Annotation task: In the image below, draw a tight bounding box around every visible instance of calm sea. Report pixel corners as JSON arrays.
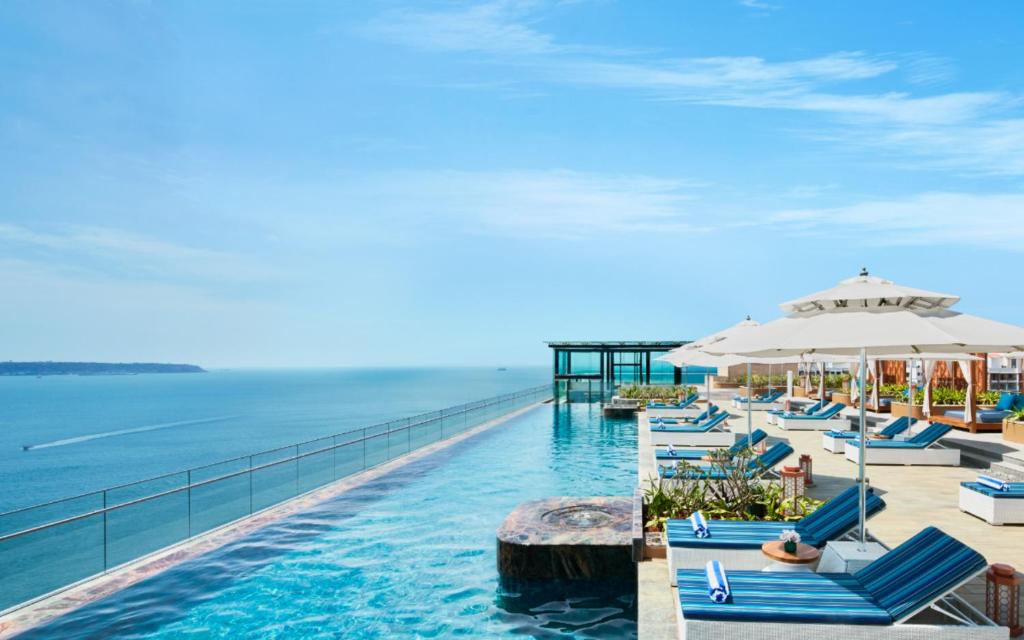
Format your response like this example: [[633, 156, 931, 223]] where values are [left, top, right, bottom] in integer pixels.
[[0, 367, 548, 513]]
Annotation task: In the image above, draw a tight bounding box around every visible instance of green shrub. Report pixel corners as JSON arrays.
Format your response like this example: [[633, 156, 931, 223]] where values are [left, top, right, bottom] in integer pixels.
[[619, 384, 696, 401], [976, 390, 1002, 405]]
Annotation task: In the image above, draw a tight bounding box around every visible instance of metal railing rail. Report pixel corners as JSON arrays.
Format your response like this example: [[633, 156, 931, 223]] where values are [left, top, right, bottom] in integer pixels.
[[0, 384, 552, 615]]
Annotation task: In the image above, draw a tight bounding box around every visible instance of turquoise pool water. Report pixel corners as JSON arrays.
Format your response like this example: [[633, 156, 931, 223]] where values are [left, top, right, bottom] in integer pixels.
[[22, 402, 638, 639]]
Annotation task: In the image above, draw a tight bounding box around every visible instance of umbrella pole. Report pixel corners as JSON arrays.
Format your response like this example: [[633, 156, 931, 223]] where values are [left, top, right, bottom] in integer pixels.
[[746, 362, 752, 446], [858, 347, 868, 549]]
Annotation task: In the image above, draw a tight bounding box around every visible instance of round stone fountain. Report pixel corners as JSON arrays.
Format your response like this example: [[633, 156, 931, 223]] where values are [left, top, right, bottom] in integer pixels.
[[496, 496, 635, 580]]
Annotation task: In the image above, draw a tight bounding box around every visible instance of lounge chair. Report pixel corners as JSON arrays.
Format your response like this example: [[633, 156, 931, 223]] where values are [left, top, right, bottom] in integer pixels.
[[731, 390, 784, 410], [646, 394, 699, 418], [649, 411, 734, 447], [654, 429, 767, 462], [959, 479, 1024, 525], [766, 399, 822, 425], [776, 402, 846, 431], [845, 422, 960, 466], [665, 485, 885, 585], [658, 442, 793, 481], [821, 416, 916, 453], [649, 404, 719, 425], [674, 526, 1000, 639]]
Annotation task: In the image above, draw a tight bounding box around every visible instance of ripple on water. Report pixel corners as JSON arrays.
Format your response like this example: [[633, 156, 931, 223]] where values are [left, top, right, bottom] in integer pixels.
[[22, 404, 638, 639]]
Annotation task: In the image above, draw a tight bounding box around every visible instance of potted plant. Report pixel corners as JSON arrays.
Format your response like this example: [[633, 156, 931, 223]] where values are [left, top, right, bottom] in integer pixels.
[[780, 529, 801, 554], [1005, 408, 1024, 444]]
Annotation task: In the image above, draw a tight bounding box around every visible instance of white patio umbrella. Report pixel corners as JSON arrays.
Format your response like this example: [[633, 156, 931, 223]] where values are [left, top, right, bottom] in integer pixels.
[[660, 318, 856, 447], [704, 270, 1024, 547]]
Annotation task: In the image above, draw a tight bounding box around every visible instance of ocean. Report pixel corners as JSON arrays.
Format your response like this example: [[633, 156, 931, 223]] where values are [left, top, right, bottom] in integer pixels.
[[0, 367, 548, 513]]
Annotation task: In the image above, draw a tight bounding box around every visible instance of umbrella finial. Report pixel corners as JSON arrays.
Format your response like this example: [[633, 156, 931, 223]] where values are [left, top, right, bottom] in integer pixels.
[[859, 267, 869, 277], [745, 314, 751, 321]]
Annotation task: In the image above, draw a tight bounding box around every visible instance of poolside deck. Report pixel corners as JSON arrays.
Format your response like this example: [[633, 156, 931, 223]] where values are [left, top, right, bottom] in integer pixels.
[[635, 394, 1024, 639]]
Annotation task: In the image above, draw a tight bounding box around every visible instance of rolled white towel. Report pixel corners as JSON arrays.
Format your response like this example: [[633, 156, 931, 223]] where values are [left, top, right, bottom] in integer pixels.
[[666, 444, 676, 456], [705, 560, 730, 603], [690, 511, 709, 538], [977, 475, 1009, 492]]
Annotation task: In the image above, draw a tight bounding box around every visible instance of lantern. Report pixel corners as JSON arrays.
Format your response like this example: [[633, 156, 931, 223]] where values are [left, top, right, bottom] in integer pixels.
[[780, 466, 805, 516], [799, 454, 814, 486], [987, 564, 1022, 636]]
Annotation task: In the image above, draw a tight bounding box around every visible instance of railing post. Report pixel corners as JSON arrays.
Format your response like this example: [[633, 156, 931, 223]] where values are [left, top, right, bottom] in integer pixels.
[[362, 429, 367, 470], [332, 435, 337, 480], [248, 455, 254, 515], [187, 470, 192, 537], [102, 489, 108, 572], [294, 445, 300, 496]]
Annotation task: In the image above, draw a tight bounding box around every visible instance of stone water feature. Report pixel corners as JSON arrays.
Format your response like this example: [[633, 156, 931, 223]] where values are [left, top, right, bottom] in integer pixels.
[[496, 496, 637, 580]]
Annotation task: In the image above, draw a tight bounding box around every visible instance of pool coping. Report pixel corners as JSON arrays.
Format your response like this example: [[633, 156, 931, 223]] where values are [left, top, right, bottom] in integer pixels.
[[0, 401, 548, 639]]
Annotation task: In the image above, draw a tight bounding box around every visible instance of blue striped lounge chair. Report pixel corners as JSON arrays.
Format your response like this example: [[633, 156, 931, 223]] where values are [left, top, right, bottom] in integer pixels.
[[649, 411, 734, 447], [674, 527, 1002, 639], [654, 429, 767, 462], [767, 400, 822, 423], [776, 403, 846, 431], [845, 422, 960, 466], [649, 404, 719, 426], [665, 485, 885, 585], [647, 394, 698, 410], [658, 442, 794, 481], [821, 417, 916, 453], [959, 480, 1024, 525], [731, 389, 785, 410]]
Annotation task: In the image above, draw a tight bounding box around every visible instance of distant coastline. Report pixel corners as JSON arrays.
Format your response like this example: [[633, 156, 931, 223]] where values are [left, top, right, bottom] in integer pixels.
[[0, 362, 206, 376]]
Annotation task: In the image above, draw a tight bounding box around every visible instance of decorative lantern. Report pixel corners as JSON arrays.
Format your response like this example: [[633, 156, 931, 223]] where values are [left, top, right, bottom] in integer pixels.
[[987, 564, 1022, 636], [799, 454, 814, 486], [780, 466, 806, 516]]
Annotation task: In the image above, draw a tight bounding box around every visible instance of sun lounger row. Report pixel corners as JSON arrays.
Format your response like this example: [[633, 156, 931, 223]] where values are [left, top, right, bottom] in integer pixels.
[[776, 402, 845, 430], [674, 526, 1002, 638], [654, 429, 767, 462], [821, 416, 916, 453], [845, 423, 959, 466], [649, 411, 734, 446], [666, 485, 883, 584], [658, 442, 793, 480], [731, 389, 784, 409]]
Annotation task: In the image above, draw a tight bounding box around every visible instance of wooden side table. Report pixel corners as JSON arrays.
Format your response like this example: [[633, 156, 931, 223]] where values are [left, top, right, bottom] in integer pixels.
[[761, 541, 821, 572]]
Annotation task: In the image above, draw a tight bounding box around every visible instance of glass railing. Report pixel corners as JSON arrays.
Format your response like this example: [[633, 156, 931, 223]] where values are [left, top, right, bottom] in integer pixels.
[[0, 384, 552, 614]]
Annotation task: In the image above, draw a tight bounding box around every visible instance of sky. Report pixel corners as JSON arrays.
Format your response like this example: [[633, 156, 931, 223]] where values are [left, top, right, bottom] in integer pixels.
[[1, 1, 1023, 368]]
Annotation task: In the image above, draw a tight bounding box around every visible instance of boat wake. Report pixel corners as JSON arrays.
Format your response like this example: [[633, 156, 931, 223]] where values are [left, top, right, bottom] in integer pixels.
[[22, 416, 238, 451]]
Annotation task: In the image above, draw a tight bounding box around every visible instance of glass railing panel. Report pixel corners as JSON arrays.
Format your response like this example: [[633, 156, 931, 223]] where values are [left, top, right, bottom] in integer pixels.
[[0, 492, 104, 538], [387, 428, 410, 461], [106, 472, 188, 508], [251, 460, 297, 512], [298, 436, 332, 456], [252, 445, 296, 468], [0, 513, 105, 612], [334, 440, 364, 479], [296, 449, 333, 494], [363, 432, 388, 467], [105, 489, 189, 568], [190, 457, 250, 484], [190, 472, 251, 535]]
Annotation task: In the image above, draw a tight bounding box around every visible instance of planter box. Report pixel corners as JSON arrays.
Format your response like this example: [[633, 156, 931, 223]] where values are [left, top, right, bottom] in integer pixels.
[[1005, 419, 1024, 444], [792, 387, 808, 398], [832, 392, 852, 406], [891, 403, 926, 420]]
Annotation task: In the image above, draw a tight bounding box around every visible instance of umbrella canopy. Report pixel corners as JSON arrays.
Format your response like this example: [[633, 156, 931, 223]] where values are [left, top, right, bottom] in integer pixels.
[[702, 270, 1024, 548], [705, 308, 1024, 358], [780, 269, 959, 314]]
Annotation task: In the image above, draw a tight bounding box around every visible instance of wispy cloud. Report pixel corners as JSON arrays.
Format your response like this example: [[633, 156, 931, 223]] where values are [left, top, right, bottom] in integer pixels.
[[0, 224, 283, 284], [739, 0, 780, 12], [363, 1, 1019, 167], [770, 192, 1024, 250], [332, 169, 707, 239]]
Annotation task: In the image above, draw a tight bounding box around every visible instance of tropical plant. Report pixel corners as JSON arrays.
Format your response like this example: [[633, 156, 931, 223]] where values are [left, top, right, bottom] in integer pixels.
[[643, 449, 824, 530], [1010, 408, 1024, 422], [618, 384, 697, 401], [931, 386, 966, 405], [976, 390, 1002, 405]]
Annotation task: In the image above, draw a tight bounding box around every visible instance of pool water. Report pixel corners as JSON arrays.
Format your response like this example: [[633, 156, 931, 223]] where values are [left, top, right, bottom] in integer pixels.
[[23, 403, 638, 639]]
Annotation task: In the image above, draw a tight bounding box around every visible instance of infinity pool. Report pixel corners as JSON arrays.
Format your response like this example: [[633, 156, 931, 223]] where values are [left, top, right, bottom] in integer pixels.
[[23, 403, 638, 639]]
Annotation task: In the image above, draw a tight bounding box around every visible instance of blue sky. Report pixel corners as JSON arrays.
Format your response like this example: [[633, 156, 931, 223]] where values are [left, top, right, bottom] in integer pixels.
[[1, 1, 1023, 367]]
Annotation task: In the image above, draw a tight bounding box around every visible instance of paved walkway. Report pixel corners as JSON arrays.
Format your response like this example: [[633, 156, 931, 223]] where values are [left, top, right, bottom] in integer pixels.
[[636, 395, 1024, 639]]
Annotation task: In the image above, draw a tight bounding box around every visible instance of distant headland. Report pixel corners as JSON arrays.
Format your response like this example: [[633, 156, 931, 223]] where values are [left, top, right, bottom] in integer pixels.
[[0, 362, 206, 376]]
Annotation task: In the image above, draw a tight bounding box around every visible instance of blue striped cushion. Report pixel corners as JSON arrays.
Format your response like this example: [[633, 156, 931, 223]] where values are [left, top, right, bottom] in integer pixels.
[[908, 422, 950, 444], [651, 423, 716, 433], [854, 527, 987, 621], [676, 571, 891, 625], [797, 487, 885, 546], [666, 520, 792, 549], [960, 481, 1024, 498], [655, 430, 766, 461], [748, 442, 793, 470], [728, 429, 766, 455]]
